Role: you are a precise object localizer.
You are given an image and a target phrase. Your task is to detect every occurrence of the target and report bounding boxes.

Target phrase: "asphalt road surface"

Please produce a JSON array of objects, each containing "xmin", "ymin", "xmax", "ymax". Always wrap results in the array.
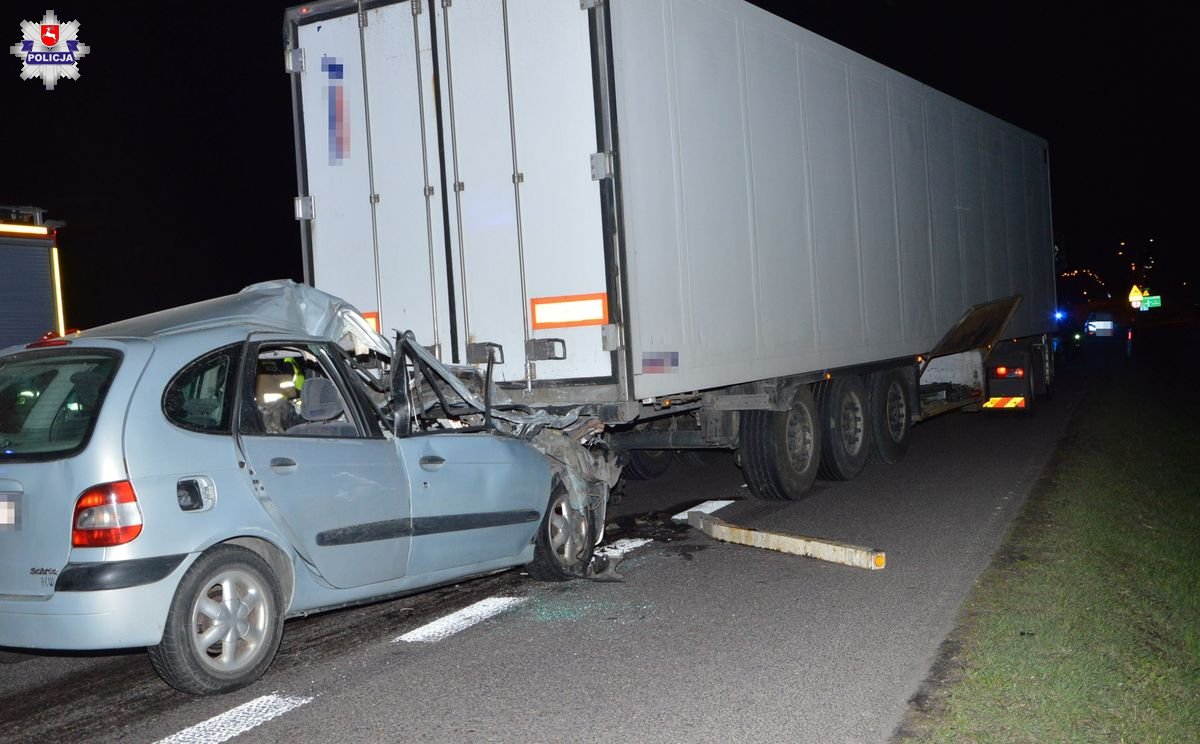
[{"xmin": 0, "ymin": 364, "xmax": 1086, "ymax": 743}]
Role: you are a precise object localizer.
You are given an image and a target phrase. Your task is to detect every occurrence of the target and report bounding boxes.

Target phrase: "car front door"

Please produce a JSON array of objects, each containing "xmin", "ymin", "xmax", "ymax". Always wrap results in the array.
[
  {"xmin": 238, "ymin": 340, "xmax": 411, "ymax": 589},
  {"xmin": 389, "ymin": 337, "xmax": 550, "ymax": 578},
  {"xmin": 397, "ymin": 431, "xmax": 548, "ymax": 577}
]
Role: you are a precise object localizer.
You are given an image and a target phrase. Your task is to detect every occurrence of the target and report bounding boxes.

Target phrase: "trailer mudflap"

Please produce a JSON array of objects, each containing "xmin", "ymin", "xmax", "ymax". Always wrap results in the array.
[{"xmin": 923, "ymin": 296, "xmax": 1024, "ymax": 362}]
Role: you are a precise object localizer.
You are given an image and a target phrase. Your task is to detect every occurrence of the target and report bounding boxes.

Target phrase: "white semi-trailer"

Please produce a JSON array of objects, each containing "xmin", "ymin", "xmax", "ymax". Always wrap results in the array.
[{"xmin": 284, "ymin": 0, "xmax": 1056, "ymax": 502}]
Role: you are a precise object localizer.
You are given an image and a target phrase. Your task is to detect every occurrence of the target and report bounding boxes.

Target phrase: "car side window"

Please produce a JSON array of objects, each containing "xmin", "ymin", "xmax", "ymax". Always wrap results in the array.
[
  {"xmin": 162, "ymin": 345, "xmax": 241, "ymax": 434},
  {"xmin": 241, "ymin": 343, "xmax": 361, "ymax": 438}
]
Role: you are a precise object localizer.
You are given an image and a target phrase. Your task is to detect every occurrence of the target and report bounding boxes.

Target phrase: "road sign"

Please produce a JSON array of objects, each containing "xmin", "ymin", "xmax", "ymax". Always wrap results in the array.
[{"xmin": 1142, "ymin": 295, "xmax": 1162, "ymax": 308}]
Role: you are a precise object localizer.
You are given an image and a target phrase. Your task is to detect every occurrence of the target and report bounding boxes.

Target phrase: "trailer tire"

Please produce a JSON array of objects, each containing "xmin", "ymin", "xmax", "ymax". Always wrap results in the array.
[
  {"xmin": 621, "ymin": 449, "xmax": 674, "ymax": 481},
  {"xmin": 740, "ymin": 385, "xmax": 821, "ymax": 500},
  {"xmin": 866, "ymin": 369, "xmax": 912, "ymax": 465},
  {"xmin": 815, "ymin": 376, "xmax": 870, "ymax": 481},
  {"xmin": 1019, "ymin": 378, "xmax": 1038, "ymax": 417}
]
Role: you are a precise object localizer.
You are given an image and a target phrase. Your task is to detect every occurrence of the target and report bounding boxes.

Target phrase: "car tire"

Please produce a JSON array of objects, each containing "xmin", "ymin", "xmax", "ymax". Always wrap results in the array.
[
  {"xmin": 526, "ymin": 483, "xmax": 594, "ymax": 581},
  {"xmin": 148, "ymin": 545, "xmax": 284, "ymax": 695},
  {"xmin": 865, "ymin": 369, "xmax": 912, "ymax": 465},
  {"xmin": 621, "ymin": 449, "xmax": 674, "ymax": 481},
  {"xmin": 815, "ymin": 376, "xmax": 870, "ymax": 481},
  {"xmin": 740, "ymin": 385, "xmax": 822, "ymax": 500}
]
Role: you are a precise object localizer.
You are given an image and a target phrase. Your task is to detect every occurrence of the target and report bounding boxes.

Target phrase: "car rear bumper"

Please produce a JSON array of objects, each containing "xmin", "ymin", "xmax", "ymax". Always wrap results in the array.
[
  {"xmin": 0, "ymin": 554, "xmax": 196, "ymax": 650},
  {"xmin": 55, "ymin": 553, "xmax": 188, "ymax": 591}
]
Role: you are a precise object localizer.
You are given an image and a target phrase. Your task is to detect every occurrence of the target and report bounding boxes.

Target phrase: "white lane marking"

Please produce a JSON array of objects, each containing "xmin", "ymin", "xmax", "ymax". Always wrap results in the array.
[
  {"xmin": 155, "ymin": 693, "xmax": 313, "ymax": 744},
  {"xmin": 671, "ymin": 499, "xmax": 736, "ymax": 523},
  {"xmin": 595, "ymin": 537, "xmax": 653, "ymax": 559},
  {"xmin": 396, "ymin": 541, "xmax": 660, "ymax": 645},
  {"xmin": 394, "ymin": 596, "xmax": 527, "ymax": 643}
]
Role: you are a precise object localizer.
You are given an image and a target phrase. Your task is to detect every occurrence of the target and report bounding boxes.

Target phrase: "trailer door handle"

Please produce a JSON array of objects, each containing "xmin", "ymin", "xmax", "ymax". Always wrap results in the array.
[
  {"xmin": 419, "ymin": 455, "xmax": 445, "ymax": 471},
  {"xmin": 270, "ymin": 457, "xmax": 298, "ymax": 474}
]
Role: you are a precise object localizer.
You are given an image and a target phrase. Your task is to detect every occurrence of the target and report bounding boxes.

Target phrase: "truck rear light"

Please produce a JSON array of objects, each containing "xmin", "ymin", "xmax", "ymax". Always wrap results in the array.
[
  {"xmin": 72, "ymin": 481, "xmax": 143, "ymax": 547},
  {"xmin": 990, "ymin": 366, "xmax": 1024, "ymax": 379}
]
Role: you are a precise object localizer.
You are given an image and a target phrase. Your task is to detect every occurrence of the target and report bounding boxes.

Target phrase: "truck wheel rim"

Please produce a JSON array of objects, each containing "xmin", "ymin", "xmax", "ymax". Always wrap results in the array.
[
  {"xmin": 189, "ymin": 568, "xmax": 271, "ymax": 674},
  {"xmin": 885, "ymin": 382, "xmax": 908, "ymax": 443},
  {"xmin": 839, "ymin": 392, "xmax": 866, "ymax": 455},
  {"xmin": 785, "ymin": 403, "xmax": 816, "ymax": 472},
  {"xmin": 548, "ymin": 493, "xmax": 588, "ymax": 568}
]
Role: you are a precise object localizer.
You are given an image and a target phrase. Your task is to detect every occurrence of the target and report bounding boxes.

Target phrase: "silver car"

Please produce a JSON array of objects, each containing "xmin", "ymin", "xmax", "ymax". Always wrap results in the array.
[{"xmin": 0, "ymin": 281, "xmax": 600, "ymax": 694}]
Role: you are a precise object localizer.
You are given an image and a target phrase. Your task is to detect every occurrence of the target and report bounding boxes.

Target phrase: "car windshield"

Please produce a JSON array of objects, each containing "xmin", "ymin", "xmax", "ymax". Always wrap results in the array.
[{"xmin": 0, "ymin": 349, "xmax": 121, "ymax": 460}]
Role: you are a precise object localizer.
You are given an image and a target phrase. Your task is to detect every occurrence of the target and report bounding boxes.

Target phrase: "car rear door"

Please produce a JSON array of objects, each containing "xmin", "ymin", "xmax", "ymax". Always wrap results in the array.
[
  {"xmin": 237, "ymin": 339, "xmax": 411, "ymax": 589},
  {"xmin": 291, "ymin": 0, "xmax": 612, "ymax": 383}
]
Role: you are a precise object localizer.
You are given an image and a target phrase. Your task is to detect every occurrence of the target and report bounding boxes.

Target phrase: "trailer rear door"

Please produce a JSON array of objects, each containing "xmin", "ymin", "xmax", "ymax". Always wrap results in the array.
[{"xmin": 291, "ymin": 1, "xmax": 612, "ymax": 385}]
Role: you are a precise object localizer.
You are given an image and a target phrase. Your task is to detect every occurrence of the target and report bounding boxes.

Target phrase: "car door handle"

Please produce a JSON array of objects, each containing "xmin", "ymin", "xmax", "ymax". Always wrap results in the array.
[
  {"xmin": 419, "ymin": 455, "xmax": 445, "ymax": 471},
  {"xmin": 270, "ymin": 457, "xmax": 298, "ymax": 474}
]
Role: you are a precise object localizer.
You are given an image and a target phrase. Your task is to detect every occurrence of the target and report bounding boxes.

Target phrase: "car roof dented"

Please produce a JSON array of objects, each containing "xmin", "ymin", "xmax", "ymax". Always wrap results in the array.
[{"xmin": 75, "ymin": 280, "xmax": 391, "ymax": 355}]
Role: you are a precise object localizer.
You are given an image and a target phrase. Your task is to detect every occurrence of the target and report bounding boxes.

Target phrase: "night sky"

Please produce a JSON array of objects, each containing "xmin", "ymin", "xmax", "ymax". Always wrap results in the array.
[{"xmin": 3, "ymin": 1, "xmax": 1191, "ymax": 330}]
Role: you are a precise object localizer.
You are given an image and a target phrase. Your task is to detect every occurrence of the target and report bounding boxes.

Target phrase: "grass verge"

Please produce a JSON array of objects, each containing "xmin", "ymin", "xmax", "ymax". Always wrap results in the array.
[{"xmin": 899, "ymin": 335, "xmax": 1200, "ymax": 743}]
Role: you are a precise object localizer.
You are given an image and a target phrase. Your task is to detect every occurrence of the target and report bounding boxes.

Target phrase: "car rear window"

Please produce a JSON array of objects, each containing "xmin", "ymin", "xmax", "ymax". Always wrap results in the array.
[{"xmin": 0, "ymin": 349, "xmax": 121, "ymax": 460}]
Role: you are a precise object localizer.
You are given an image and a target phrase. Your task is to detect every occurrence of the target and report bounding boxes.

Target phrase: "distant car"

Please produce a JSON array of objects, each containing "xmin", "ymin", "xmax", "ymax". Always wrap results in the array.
[
  {"xmin": 0, "ymin": 281, "xmax": 596, "ymax": 694},
  {"xmin": 1084, "ymin": 311, "xmax": 1117, "ymax": 337}
]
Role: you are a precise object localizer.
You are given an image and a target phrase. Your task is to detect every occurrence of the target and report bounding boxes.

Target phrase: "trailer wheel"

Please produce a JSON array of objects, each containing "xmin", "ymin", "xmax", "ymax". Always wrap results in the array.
[
  {"xmin": 740, "ymin": 385, "xmax": 821, "ymax": 500},
  {"xmin": 866, "ymin": 369, "xmax": 911, "ymax": 465},
  {"xmin": 1019, "ymin": 373, "xmax": 1038, "ymax": 417},
  {"xmin": 815, "ymin": 376, "xmax": 870, "ymax": 480},
  {"xmin": 621, "ymin": 449, "xmax": 674, "ymax": 481}
]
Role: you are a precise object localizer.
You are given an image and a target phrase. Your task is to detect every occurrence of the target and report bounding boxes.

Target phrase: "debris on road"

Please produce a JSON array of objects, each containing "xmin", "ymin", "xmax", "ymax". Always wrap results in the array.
[{"xmin": 686, "ymin": 512, "xmax": 886, "ymax": 570}]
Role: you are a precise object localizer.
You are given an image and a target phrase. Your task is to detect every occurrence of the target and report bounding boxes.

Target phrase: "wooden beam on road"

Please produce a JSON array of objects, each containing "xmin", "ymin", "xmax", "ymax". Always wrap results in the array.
[{"xmin": 686, "ymin": 512, "xmax": 886, "ymax": 570}]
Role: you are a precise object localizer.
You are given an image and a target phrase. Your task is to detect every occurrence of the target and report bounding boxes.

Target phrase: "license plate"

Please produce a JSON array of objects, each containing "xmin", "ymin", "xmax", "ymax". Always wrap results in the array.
[{"xmin": 0, "ymin": 494, "xmax": 19, "ymax": 531}]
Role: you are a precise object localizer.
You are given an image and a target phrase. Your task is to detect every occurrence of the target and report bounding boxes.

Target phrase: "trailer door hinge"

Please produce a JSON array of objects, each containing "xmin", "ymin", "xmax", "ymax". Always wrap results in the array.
[
  {"xmin": 590, "ymin": 151, "xmax": 613, "ymax": 181},
  {"xmin": 285, "ymin": 48, "xmax": 304, "ymax": 74},
  {"xmin": 600, "ymin": 324, "xmax": 621, "ymax": 351},
  {"xmin": 580, "ymin": 0, "xmax": 605, "ymax": 9},
  {"xmin": 294, "ymin": 195, "xmax": 315, "ymax": 221},
  {"xmin": 358, "ymin": 9, "xmax": 368, "ymax": 28},
  {"xmin": 369, "ymin": 193, "xmax": 380, "ymax": 205},
  {"xmin": 412, "ymin": 0, "xmax": 422, "ymax": 15}
]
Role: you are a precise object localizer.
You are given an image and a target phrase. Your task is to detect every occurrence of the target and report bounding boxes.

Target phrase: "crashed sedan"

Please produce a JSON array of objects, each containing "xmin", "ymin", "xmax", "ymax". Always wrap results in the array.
[{"xmin": 0, "ymin": 281, "xmax": 616, "ymax": 694}]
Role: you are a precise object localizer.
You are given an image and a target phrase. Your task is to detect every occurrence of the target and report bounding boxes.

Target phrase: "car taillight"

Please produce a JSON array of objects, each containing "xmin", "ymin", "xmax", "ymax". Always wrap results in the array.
[{"xmin": 72, "ymin": 481, "xmax": 143, "ymax": 547}]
